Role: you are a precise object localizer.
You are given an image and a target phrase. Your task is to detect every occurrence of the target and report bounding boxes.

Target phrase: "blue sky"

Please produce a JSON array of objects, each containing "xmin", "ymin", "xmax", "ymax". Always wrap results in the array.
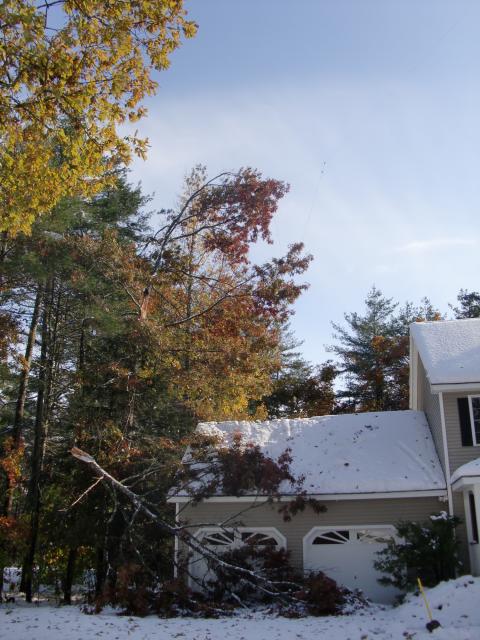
[{"xmin": 127, "ymin": 0, "xmax": 480, "ymax": 364}]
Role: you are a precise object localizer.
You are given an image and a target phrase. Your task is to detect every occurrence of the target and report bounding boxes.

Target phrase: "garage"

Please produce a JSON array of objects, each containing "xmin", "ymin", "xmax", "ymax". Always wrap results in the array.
[
  {"xmin": 189, "ymin": 527, "xmax": 286, "ymax": 590},
  {"xmin": 303, "ymin": 526, "xmax": 398, "ymax": 603}
]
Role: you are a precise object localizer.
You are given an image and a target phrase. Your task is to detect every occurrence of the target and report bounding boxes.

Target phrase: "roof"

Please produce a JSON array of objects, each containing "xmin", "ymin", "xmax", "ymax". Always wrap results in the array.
[
  {"xmin": 178, "ymin": 410, "xmax": 446, "ymax": 497},
  {"xmin": 451, "ymin": 458, "xmax": 480, "ymax": 486},
  {"xmin": 411, "ymin": 318, "xmax": 480, "ymax": 385}
]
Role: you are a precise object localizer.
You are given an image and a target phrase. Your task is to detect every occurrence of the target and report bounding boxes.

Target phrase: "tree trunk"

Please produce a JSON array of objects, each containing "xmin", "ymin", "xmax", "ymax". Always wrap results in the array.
[
  {"xmin": 62, "ymin": 547, "xmax": 77, "ymax": 605},
  {"xmin": 95, "ymin": 545, "xmax": 106, "ymax": 599},
  {"xmin": 22, "ymin": 280, "xmax": 53, "ymax": 602},
  {"xmin": 3, "ymin": 286, "xmax": 43, "ymax": 516}
]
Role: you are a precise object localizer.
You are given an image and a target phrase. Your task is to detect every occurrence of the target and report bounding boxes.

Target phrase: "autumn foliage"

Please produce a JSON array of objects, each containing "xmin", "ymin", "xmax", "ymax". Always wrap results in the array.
[
  {"xmin": 0, "ymin": 167, "xmax": 311, "ymax": 602},
  {"xmin": 0, "ymin": 0, "xmax": 197, "ymax": 234}
]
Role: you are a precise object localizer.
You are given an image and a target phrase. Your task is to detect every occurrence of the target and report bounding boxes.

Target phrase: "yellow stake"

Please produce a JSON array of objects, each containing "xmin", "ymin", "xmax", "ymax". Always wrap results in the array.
[{"xmin": 417, "ymin": 577, "xmax": 433, "ymax": 622}]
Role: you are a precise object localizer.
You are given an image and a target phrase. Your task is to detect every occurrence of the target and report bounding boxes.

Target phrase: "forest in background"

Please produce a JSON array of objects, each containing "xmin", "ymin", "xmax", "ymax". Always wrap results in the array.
[{"xmin": 1, "ymin": 168, "xmax": 478, "ymax": 605}]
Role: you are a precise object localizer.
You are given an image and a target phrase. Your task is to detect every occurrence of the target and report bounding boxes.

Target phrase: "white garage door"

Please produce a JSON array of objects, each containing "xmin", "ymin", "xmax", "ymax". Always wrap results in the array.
[
  {"xmin": 189, "ymin": 527, "xmax": 285, "ymax": 591},
  {"xmin": 303, "ymin": 526, "xmax": 398, "ymax": 603}
]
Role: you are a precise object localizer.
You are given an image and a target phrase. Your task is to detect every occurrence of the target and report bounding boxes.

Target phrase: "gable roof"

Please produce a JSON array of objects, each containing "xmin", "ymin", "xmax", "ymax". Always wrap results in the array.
[
  {"xmin": 411, "ymin": 318, "xmax": 480, "ymax": 385},
  {"xmin": 179, "ymin": 410, "xmax": 445, "ymax": 497}
]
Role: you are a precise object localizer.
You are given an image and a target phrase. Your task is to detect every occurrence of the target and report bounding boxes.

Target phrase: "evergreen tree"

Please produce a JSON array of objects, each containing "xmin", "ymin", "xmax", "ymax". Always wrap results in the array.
[
  {"xmin": 451, "ymin": 289, "xmax": 480, "ymax": 319},
  {"xmin": 330, "ymin": 287, "xmax": 441, "ymax": 412},
  {"xmin": 262, "ymin": 326, "xmax": 336, "ymax": 418}
]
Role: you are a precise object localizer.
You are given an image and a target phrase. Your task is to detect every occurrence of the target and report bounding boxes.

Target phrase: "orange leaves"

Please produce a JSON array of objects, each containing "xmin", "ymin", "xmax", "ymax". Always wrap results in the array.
[{"xmin": 0, "ymin": 436, "xmax": 25, "ymax": 491}]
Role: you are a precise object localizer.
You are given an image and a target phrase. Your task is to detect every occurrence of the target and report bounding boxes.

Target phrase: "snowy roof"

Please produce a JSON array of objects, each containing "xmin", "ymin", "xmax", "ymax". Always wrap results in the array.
[
  {"xmin": 411, "ymin": 319, "xmax": 480, "ymax": 385},
  {"xmin": 178, "ymin": 410, "xmax": 446, "ymax": 496},
  {"xmin": 451, "ymin": 458, "xmax": 480, "ymax": 485}
]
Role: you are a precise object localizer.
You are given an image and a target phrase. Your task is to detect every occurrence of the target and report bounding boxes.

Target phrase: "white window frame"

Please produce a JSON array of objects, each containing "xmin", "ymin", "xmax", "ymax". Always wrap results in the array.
[
  {"xmin": 303, "ymin": 524, "xmax": 397, "ymax": 567},
  {"xmin": 468, "ymin": 395, "xmax": 480, "ymax": 446},
  {"xmin": 188, "ymin": 526, "xmax": 286, "ymax": 590},
  {"xmin": 193, "ymin": 526, "xmax": 287, "ymax": 549}
]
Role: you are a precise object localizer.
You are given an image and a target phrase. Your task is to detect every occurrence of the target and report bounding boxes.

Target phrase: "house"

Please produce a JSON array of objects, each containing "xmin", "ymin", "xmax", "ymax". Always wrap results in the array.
[{"xmin": 169, "ymin": 318, "xmax": 480, "ymax": 603}]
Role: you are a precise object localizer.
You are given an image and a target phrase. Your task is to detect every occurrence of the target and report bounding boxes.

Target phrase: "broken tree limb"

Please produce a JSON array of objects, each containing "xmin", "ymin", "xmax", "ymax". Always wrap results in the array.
[{"xmin": 70, "ymin": 447, "xmax": 302, "ymax": 602}]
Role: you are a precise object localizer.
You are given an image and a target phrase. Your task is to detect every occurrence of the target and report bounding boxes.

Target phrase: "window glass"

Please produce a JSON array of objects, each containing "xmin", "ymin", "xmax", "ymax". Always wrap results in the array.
[
  {"xmin": 312, "ymin": 530, "xmax": 350, "ymax": 544},
  {"xmin": 241, "ymin": 531, "xmax": 278, "ymax": 547},
  {"xmin": 472, "ymin": 397, "xmax": 480, "ymax": 444},
  {"xmin": 469, "ymin": 492, "xmax": 479, "ymax": 544},
  {"xmin": 203, "ymin": 531, "xmax": 235, "ymax": 546}
]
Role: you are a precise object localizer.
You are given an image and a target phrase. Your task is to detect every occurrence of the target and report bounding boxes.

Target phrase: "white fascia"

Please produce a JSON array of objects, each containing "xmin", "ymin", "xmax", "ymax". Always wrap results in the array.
[
  {"xmin": 439, "ymin": 391, "xmax": 454, "ymax": 516},
  {"xmin": 410, "ymin": 337, "xmax": 418, "ymax": 410},
  {"xmin": 168, "ymin": 489, "xmax": 447, "ymax": 504},
  {"xmin": 430, "ymin": 382, "xmax": 480, "ymax": 394},
  {"xmin": 173, "ymin": 501, "xmax": 179, "ymax": 579}
]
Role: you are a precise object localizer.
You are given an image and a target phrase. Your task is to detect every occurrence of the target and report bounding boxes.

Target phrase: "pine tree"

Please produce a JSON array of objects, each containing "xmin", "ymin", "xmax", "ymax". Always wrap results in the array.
[
  {"xmin": 451, "ymin": 289, "xmax": 480, "ymax": 319},
  {"xmin": 330, "ymin": 287, "xmax": 441, "ymax": 412}
]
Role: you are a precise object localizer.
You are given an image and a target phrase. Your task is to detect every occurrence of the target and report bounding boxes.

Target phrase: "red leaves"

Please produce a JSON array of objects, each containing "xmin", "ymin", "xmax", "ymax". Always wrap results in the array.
[{"xmin": 190, "ymin": 168, "xmax": 289, "ymax": 265}]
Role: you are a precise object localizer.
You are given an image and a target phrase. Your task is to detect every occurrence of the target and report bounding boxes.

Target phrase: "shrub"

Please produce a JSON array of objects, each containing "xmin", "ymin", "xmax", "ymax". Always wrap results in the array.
[
  {"xmin": 297, "ymin": 571, "xmax": 347, "ymax": 616},
  {"xmin": 374, "ymin": 511, "xmax": 462, "ymax": 591},
  {"xmin": 200, "ymin": 543, "xmax": 349, "ymax": 616}
]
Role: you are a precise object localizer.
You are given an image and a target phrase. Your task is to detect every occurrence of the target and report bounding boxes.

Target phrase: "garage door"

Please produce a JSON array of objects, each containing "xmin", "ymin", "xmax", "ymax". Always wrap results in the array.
[
  {"xmin": 303, "ymin": 526, "xmax": 398, "ymax": 603},
  {"xmin": 189, "ymin": 527, "xmax": 285, "ymax": 591}
]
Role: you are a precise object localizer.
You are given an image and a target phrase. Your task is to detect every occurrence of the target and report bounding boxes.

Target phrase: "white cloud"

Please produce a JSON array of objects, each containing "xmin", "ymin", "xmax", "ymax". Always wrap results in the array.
[{"xmin": 396, "ymin": 238, "xmax": 477, "ymax": 254}]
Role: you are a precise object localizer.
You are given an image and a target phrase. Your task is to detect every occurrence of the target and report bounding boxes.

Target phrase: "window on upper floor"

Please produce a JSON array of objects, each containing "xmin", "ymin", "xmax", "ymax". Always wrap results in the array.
[
  {"xmin": 469, "ymin": 396, "xmax": 480, "ymax": 446},
  {"xmin": 457, "ymin": 397, "xmax": 480, "ymax": 447}
]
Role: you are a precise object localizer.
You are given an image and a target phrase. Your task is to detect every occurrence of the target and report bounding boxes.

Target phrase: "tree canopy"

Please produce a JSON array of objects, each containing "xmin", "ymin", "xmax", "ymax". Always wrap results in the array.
[{"xmin": 0, "ymin": 0, "xmax": 197, "ymax": 235}]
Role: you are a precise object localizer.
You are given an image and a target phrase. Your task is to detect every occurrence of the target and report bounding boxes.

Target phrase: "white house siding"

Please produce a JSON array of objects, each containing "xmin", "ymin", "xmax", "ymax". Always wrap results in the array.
[
  {"xmin": 177, "ymin": 496, "xmax": 443, "ymax": 572},
  {"xmin": 441, "ymin": 391, "xmax": 480, "ymax": 570},
  {"xmin": 443, "ymin": 392, "xmax": 480, "ymax": 475},
  {"xmin": 418, "ymin": 357, "xmax": 446, "ymax": 472}
]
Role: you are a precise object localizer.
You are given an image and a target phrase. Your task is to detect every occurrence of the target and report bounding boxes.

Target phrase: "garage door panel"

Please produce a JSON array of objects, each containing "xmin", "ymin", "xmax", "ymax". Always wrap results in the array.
[
  {"xmin": 189, "ymin": 527, "xmax": 285, "ymax": 591},
  {"xmin": 304, "ymin": 526, "xmax": 399, "ymax": 603}
]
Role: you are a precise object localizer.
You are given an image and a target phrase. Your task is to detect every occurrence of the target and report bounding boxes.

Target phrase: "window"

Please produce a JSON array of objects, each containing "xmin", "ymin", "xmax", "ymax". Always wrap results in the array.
[
  {"xmin": 357, "ymin": 529, "xmax": 394, "ymax": 544},
  {"xmin": 197, "ymin": 528, "xmax": 285, "ymax": 550},
  {"xmin": 241, "ymin": 531, "xmax": 278, "ymax": 547},
  {"xmin": 202, "ymin": 531, "xmax": 235, "ymax": 546},
  {"xmin": 469, "ymin": 492, "xmax": 479, "ymax": 544},
  {"xmin": 312, "ymin": 530, "xmax": 350, "ymax": 544},
  {"xmin": 468, "ymin": 396, "xmax": 480, "ymax": 446}
]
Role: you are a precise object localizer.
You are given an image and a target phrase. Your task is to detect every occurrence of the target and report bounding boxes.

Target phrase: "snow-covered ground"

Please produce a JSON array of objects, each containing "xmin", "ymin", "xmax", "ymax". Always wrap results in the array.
[{"xmin": 1, "ymin": 576, "xmax": 479, "ymax": 640}]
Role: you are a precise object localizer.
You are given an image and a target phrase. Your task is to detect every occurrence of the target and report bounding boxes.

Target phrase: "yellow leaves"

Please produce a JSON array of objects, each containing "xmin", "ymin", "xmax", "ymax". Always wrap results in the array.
[{"xmin": 0, "ymin": 0, "xmax": 197, "ymax": 235}]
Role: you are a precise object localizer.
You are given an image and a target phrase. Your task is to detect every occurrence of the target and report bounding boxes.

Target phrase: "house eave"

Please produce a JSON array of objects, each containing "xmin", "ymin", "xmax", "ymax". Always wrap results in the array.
[
  {"xmin": 430, "ymin": 381, "xmax": 480, "ymax": 394},
  {"xmin": 167, "ymin": 489, "xmax": 447, "ymax": 504}
]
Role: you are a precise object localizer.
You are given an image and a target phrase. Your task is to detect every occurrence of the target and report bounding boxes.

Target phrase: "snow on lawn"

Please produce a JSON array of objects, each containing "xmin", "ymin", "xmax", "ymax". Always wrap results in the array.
[{"xmin": 1, "ymin": 577, "xmax": 480, "ymax": 640}]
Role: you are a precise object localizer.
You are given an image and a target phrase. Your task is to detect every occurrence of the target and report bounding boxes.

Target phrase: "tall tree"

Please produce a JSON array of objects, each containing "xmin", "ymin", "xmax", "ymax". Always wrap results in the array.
[
  {"xmin": 0, "ymin": 166, "xmax": 312, "ymax": 602},
  {"xmin": 330, "ymin": 287, "xmax": 441, "ymax": 412}
]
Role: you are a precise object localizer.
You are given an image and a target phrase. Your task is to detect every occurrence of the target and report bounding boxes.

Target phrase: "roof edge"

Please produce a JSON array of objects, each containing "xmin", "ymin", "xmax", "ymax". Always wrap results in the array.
[{"xmin": 168, "ymin": 489, "xmax": 447, "ymax": 503}]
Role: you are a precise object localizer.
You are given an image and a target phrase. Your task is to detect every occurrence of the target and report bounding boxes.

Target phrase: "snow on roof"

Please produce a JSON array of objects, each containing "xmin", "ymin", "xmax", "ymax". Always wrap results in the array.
[
  {"xmin": 451, "ymin": 458, "xmax": 480, "ymax": 485},
  {"xmin": 180, "ymin": 410, "xmax": 445, "ymax": 496},
  {"xmin": 411, "ymin": 318, "xmax": 480, "ymax": 385}
]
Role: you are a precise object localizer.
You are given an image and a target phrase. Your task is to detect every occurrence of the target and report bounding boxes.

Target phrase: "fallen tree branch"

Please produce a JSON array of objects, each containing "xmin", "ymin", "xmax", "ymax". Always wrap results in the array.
[{"xmin": 70, "ymin": 447, "xmax": 302, "ymax": 602}]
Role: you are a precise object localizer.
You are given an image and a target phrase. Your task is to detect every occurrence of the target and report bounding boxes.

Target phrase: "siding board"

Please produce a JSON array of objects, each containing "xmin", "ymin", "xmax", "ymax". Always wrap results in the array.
[
  {"xmin": 419, "ymin": 357, "xmax": 445, "ymax": 472},
  {"xmin": 441, "ymin": 390, "xmax": 480, "ymax": 571},
  {"xmin": 178, "ymin": 497, "xmax": 443, "ymax": 571}
]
